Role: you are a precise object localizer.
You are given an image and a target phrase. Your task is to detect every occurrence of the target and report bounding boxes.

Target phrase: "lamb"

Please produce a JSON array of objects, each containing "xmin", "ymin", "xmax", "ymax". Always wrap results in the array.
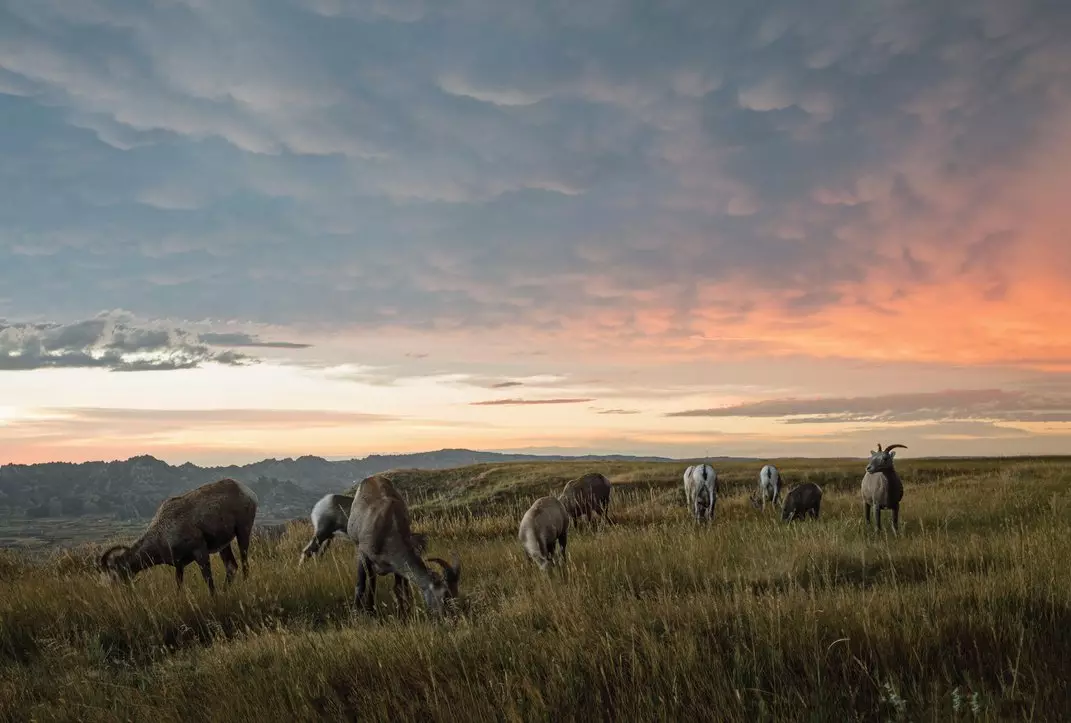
[
  {"xmin": 559, "ymin": 472, "xmax": 614, "ymax": 526},
  {"xmin": 683, "ymin": 463, "xmax": 717, "ymax": 522},
  {"xmin": 750, "ymin": 464, "xmax": 782, "ymax": 510},
  {"xmin": 781, "ymin": 482, "xmax": 823, "ymax": 522},
  {"xmin": 98, "ymin": 478, "xmax": 258, "ymax": 595},
  {"xmin": 861, "ymin": 443, "xmax": 907, "ymax": 533},
  {"xmin": 347, "ymin": 474, "xmax": 461, "ymax": 618},
  {"xmin": 518, "ymin": 496, "xmax": 570, "ymax": 572}
]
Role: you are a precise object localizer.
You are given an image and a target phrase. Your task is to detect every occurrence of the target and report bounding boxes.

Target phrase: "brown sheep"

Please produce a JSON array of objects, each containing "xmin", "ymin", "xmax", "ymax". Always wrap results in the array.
[
  {"xmin": 559, "ymin": 472, "xmax": 614, "ymax": 526},
  {"xmin": 346, "ymin": 475, "xmax": 461, "ymax": 618},
  {"xmin": 781, "ymin": 482, "xmax": 823, "ymax": 521},
  {"xmin": 98, "ymin": 478, "xmax": 258, "ymax": 595}
]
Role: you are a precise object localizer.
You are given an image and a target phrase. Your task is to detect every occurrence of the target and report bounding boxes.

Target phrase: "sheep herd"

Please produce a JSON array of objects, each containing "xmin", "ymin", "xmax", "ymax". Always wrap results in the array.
[{"xmin": 96, "ymin": 442, "xmax": 907, "ymax": 618}]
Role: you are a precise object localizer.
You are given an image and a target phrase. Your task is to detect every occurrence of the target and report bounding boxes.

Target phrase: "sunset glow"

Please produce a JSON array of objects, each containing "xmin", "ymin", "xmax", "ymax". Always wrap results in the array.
[{"xmin": 2, "ymin": 1, "xmax": 1070, "ymax": 464}]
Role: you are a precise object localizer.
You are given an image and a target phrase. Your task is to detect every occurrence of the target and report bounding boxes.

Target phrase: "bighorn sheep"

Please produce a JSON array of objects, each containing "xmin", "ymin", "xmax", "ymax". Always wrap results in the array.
[
  {"xmin": 861, "ymin": 443, "xmax": 907, "ymax": 533},
  {"xmin": 518, "ymin": 496, "xmax": 570, "ymax": 572},
  {"xmin": 98, "ymin": 478, "xmax": 258, "ymax": 595},
  {"xmin": 300, "ymin": 492, "xmax": 429, "ymax": 565},
  {"xmin": 750, "ymin": 464, "xmax": 782, "ymax": 510},
  {"xmin": 347, "ymin": 475, "xmax": 461, "ymax": 618},
  {"xmin": 559, "ymin": 472, "xmax": 614, "ymax": 526},
  {"xmin": 683, "ymin": 463, "xmax": 717, "ymax": 522},
  {"xmin": 781, "ymin": 482, "xmax": 822, "ymax": 521},
  {"xmin": 299, "ymin": 493, "xmax": 353, "ymax": 564}
]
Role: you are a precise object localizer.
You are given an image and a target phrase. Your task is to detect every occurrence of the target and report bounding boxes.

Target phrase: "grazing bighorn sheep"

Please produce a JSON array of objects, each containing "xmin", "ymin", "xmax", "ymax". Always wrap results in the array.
[
  {"xmin": 300, "ymin": 492, "xmax": 429, "ymax": 565},
  {"xmin": 559, "ymin": 472, "xmax": 614, "ymax": 525},
  {"xmin": 518, "ymin": 496, "xmax": 570, "ymax": 571},
  {"xmin": 347, "ymin": 475, "xmax": 461, "ymax": 618},
  {"xmin": 781, "ymin": 482, "xmax": 823, "ymax": 522},
  {"xmin": 861, "ymin": 443, "xmax": 907, "ymax": 533},
  {"xmin": 299, "ymin": 493, "xmax": 353, "ymax": 564},
  {"xmin": 750, "ymin": 464, "xmax": 782, "ymax": 510},
  {"xmin": 98, "ymin": 478, "xmax": 258, "ymax": 595},
  {"xmin": 683, "ymin": 463, "xmax": 717, "ymax": 522}
]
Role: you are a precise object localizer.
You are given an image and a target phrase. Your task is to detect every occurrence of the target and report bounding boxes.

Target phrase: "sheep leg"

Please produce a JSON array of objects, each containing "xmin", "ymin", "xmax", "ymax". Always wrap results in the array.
[
  {"xmin": 874, "ymin": 507, "xmax": 882, "ymax": 532},
  {"xmin": 235, "ymin": 524, "xmax": 252, "ymax": 577},
  {"xmin": 300, "ymin": 537, "xmax": 320, "ymax": 562},
  {"xmin": 354, "ymin": 554, "xmax": 377, "ymax": 615},
  {"xmin": 891, "ymin": 506, "xmax": 900, "ymax": 534},
  {"xmin": 192, "ymin": 548, "xmax": 215, "ymax": 595},
  {"xmin": 174, "ymin": 563, "xmax": 185, "ymax": 589},
  {"xmin": 219, "ymin": 544, "xmax": 239, "ymax": 585},
  {"xmin": 320, "ymin": 535, "xmax": 333, "ymax": 554},
  {"xmin": 864, "ymin": 503, "xmax": 871, "ymax": 528},
  {"xmin": 393, "ymin": 574, "xmax": 412, "ymax": 618}
]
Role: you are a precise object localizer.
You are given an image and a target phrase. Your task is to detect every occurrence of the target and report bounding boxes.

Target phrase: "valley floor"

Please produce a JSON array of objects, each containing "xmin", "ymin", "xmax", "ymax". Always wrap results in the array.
[{"xmin": 1, "ymin": 458, "xmax": 1069, "ymax": 722}]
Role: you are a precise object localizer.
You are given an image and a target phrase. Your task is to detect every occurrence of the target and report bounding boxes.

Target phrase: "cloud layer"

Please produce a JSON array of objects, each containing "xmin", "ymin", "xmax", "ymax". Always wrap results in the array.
[
  {"xmin": 0, "ymin": 312, "xmax": 253, "ymax": 371},
  {"xmin": 0, "ymin": 0, "xmax": 1067, "ymax": 368},
  {"xmin": 668, "ymin": 389, "xmax": 1071, "ymax": 424}
]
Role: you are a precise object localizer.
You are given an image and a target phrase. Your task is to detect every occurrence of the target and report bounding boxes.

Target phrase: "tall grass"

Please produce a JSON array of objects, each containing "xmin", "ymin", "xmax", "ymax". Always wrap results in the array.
[{"xmin": 1, "ymin": 459, "xmax": 1069, "ymax": 721}]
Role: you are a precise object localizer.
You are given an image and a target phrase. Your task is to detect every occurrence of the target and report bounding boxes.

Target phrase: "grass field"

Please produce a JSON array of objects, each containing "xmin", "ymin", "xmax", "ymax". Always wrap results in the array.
[{"xmin": 1, "ymin": 457, "xmax": 1069, "ymax": 722}]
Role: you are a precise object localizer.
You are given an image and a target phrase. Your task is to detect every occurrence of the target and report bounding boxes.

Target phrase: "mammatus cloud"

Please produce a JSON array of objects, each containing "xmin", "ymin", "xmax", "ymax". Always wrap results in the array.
[
  {"xmin": 0, "ymin": 312, "xmax": 261, "ymax": 371},
  {"xmin": 0, "ymin": 0, "xmax": 1067, "ymax": 372},
  {"xmin": 667, "ymin": 389, "xmax": 1071, "ymax": 424},
  {"xmin": 470, "ymin": 398, "xmax": 594, "ymax": 406},
  {"xmin": 198, "ymin": 332, "xmax": 312, "ymax": 349}
]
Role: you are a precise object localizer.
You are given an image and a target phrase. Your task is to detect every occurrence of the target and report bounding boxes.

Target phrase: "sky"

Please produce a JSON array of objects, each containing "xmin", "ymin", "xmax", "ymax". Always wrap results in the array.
[{"xmin": 1, "ymin": 0, "xmax": 1070, "ymax": 465}]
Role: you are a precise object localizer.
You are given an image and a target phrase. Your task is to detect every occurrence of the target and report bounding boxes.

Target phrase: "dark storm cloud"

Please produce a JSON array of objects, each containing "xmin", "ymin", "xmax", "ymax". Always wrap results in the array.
[{"xmin": 0, "ymin": 0, "xmax": 1067, "ymax": 340}]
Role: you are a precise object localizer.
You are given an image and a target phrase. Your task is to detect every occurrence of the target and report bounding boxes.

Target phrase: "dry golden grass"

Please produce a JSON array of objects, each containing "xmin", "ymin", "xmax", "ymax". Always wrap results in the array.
[{"xmin": 1, "ymin": 457, "xmax": 1069, "ymax": 722}]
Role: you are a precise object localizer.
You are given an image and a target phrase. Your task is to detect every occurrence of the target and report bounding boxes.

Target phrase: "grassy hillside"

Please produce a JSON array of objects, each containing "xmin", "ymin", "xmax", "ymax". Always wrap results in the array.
[{"xmin": 1, "ymin": 457, "xmax": 1069, "ymax": 721}]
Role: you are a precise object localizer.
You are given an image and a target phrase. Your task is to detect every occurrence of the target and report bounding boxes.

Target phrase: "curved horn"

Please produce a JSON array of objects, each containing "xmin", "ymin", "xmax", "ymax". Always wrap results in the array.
[
  {"xmin": 883, "ymin": 444, "xmax": 907, "ymax": 452},
  {"xmin": 876, "ymin": 443, "xmax": 882, "ymax": 452},
  {"xmin": 427, "ymin": 555, "xmax": 460, "ymax": 583},
  {"xmin": 99, "ymin": 544, "xmax": 128, "ymax": 570}
]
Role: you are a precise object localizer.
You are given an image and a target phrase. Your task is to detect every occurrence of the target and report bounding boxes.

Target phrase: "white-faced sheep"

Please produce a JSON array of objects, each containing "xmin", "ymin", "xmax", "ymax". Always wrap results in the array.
[
  {"xmin": 683, "ymin": 463, "xmax": 717, "ymax": 522},
  {"xmin": 861, "ymin": 443, "xmax": 907, "ymax": 533},
  {"xmin": 347, "ymin": 474, "xmax": 461, "ymax": 618},
  {"xmin": 518, "ymin": 496, "xmax": 570, "ymax": 572},
  {"xmin": 750, "ymin": 464, "xmax": 782, "ymax": 510},
  {"xmin": 781, "ymin": 482, "xmax": 823, "ymax": 522},
  {"xmin": 98, "ymin": 478, "xmax": 258, "ymax": 595},
  {"xmin": 559, "ymin": 472, "xmax": 614, "ymax": 526}
]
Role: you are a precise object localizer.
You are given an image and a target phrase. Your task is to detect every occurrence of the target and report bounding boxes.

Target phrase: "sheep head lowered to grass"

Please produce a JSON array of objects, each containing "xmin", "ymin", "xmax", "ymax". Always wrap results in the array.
[
  {"xmin": 683, "ymin": 463, "xmax": 717, "ymax": 522},
  {"xmin": 346, "ymin": 474, "xmax": 460, "ymax": 619},
  {"xmin": 518, "ymin": 496, "xmax": 570, "ymax": 572},
  {"xmin": 559, "ymin": 472, "xmax": 614, "ymax": 526},
  {"xmin": 99, "ymin": 478, "xmax": 258, "ymax": 595},
  {"xmin": 749, "ymin": 464, "xmax": 781, "ymax": 511}
]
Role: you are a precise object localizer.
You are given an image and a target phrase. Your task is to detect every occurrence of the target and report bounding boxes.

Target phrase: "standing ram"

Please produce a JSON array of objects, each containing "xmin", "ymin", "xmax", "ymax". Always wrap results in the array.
[
  {"xmin": 861, "ymin": 443, "xmax": 907, "ymax": 534},
  {"xmin": 559, "ymin": 472, "xmax": 614, "ymax": 526},
  {"xmin": 683, "ymin": 463, "xmax": 717, "ymax": 522},
  {"xmin": 347, "ymin": 475, "xmax": 461, "ymax": 618},
  {"xmin": 781, "ymin": 482, "xmax": 823, "ymax": 522},
  {"xmin": 98, "ymin": 478, "xmax": 258, "ymax": 595},
  {"xmin": 518, "ymin": 496, "xmax": 570, "ymax": 572},
  {"xmin": 750, "ymin": 464, "xmax": 782, "ymax": 510}
]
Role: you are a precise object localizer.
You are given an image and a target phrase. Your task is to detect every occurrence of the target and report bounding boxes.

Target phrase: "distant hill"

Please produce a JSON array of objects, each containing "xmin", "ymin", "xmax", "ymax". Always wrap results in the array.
[{"xmin": 0, "ymin": 448, "xmax": 751, "ymax": 523}]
